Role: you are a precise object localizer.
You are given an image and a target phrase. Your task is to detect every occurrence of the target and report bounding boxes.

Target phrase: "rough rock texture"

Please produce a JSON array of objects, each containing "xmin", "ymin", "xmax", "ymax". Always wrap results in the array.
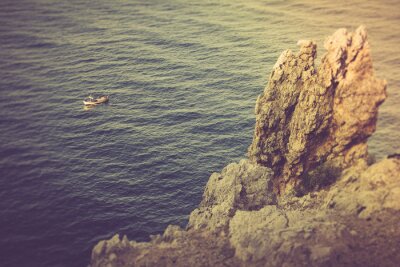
[
  {"xmin": 90, "ymin": 226, "xmax": 240, "ymax": 267},
  {"xmin": 90, "ymin": 158, "xmax": 400, "ymax": 267},
  {"xmin": 187, "ymin": 159, "xmax": 276, "ymax": 233},
  {"xmin": 218, "ymin": 157, "xmax": 400, "ymax": 267},
  {"xmin": 248, "ymin": 26, "xmax": 387, "ymax": 193},
  {"xmin": 89, "ymin": 27, "xmax": 399, "ymax": 267}
]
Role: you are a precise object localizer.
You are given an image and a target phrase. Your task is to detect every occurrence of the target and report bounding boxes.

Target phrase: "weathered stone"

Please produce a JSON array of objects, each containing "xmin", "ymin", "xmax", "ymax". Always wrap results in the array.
[
  {"xmin": 229, "ymin": 207, "xmax": 353, "ymax": 267},
  {"xmin": 248, "ymin": 26, "xmax": 387, "ymax": 194},
  {"xmin": 323, "ymin": 157, "xmax": 400, "ymax": 219},
  {"xmin": 187, "ymin": 159, "xmax": 275, "ymax": 232},
  {"xmin": 89, "ymin": 158, "xmax": 400, "ymax": 267}
]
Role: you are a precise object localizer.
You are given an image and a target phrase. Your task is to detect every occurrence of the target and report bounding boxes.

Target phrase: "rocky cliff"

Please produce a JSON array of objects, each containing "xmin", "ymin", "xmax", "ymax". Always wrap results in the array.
[
  {"xmin": 89, "ymin": 27, "xmax": 399, "ymax": 267},
  {"xmin": 248, "ymin": 26, "xmax": 386, "ymax": 194}
]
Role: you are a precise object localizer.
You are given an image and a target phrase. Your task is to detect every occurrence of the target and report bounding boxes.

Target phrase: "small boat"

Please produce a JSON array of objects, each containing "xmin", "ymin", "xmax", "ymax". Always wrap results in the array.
[{"xmin": 83, "ymin": 95, "xmax": 109, "ymax": 106}]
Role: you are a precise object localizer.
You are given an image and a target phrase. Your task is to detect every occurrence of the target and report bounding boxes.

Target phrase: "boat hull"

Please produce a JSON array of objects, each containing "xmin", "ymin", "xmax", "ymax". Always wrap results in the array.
[{"xmin": 83, "ymin": 96, "xmax": 109, "ymax": 106}]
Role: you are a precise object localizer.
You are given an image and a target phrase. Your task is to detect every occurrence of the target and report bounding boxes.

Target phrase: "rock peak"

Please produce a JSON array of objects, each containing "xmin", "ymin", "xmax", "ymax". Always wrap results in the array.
[{"xmin": 248, "ymin": 26, "xmax": 387, "ymax": 194}]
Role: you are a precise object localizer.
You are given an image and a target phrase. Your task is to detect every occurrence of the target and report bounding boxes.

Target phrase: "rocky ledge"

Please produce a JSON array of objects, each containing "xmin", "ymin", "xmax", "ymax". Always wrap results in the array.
[{"xmin": 89, "ymin": 27, "xmax": 399, "ymax": 267}]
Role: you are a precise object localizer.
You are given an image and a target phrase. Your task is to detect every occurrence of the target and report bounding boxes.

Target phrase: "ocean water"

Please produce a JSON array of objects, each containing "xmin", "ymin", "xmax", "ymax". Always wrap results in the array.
[{"xmin": 0, "ymin": 0, "xmax": 398, "ymax": 266}]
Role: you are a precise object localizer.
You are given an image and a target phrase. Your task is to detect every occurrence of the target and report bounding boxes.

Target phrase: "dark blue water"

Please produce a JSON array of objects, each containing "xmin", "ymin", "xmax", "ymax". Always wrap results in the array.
[{"xmin": 0, "ymin": 0, "xmax": 399, "ymax": 266}]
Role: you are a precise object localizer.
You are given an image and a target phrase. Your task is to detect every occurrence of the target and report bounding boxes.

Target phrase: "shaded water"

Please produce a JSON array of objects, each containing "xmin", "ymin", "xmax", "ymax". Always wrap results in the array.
[{"xmin": 0, "ymin": 0, "xmax": 398, "ymax": 266}]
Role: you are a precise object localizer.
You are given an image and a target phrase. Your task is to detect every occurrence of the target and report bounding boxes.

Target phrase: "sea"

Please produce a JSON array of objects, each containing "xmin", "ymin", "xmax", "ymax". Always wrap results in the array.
[{"xmin": 0, "ymin": 0, "xmax": 399, "ymax": 266}]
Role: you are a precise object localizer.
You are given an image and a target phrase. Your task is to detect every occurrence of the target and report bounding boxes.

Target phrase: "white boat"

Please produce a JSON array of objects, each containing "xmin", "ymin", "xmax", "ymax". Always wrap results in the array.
[{"xmin": 83, "ymin": 95, "xmax": 109, "ymax": 106}]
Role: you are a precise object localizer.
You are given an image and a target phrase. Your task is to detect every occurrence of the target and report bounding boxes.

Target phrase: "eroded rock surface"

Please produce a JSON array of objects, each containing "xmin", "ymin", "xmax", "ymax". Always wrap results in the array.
[
  {"xmin": 248, "ymin": 26, "xmax": 387, "ymax": 193},
  {"xmin": 90, "ymin": 158, "xmax": 400, "ymax": 267},
  {"xmin": 188, "ymin": 159, "xmax": 275, "ymax": 233}
]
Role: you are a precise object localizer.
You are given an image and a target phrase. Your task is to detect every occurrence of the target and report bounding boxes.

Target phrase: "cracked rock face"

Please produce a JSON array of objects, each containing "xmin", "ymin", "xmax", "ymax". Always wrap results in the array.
[
  {"xmin": 229, "ymin": 207, "xmax": 352, "ymax": 267},
  {"xmin": 248, "ymin": 26, "xmax": 387, "ymax": 194}
]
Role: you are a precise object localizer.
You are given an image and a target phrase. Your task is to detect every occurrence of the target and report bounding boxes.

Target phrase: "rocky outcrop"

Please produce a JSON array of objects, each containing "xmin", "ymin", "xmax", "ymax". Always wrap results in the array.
[
  {"xmin": 89, "ymin": 27, "xmax": 399, "ymax": 267},
  {"xmin": 227, "ymin": 157, "xmax": 400, "ymax": 266},
  {"xmin": 187, "ymin": 159, "xmax": 276, "ymax": 233},
  {"xmin": 248, "ymin": 26, "xmax": 387, "ymax": 194},
  {"xmin": 90, "ymin": 157, "xmax": 400, "ymax": 267}
]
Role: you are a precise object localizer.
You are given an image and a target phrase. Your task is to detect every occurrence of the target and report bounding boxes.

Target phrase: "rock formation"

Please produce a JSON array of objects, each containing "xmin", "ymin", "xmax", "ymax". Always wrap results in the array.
[
  {"xmin": 248, "ymin": 26, "xmax": 387, "ymax": 194},
  {"xmin": 90, "ymin": 158, "xmax": 400, "ymax": 267},
  {"xmin": 89, "ymin": 27, "xmax": 399, "ymax": 267},
  {"xmin": 188, "ymin": 159, "xmax": 276, "ymax": 233}
]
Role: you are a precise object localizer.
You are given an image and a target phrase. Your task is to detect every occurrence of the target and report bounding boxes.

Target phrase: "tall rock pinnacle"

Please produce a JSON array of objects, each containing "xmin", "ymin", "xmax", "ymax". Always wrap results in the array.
[{"xmin": 248, "ymin": 26, "xmax": 387, "ymax": 194}]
